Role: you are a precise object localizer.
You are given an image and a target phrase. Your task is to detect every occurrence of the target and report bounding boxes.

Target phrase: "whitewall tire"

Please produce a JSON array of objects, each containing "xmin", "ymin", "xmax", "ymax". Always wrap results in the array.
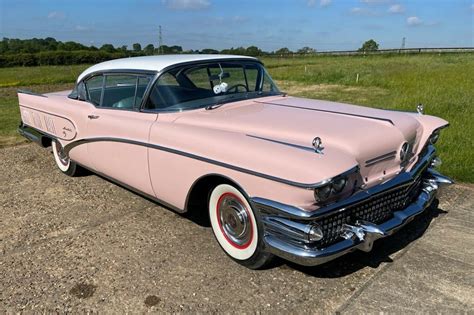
[
  {"xmin": 209, "ymin": 184, "xmax": 273, "ymax": 269},
  {"xmin": 52, "ymin": 140, "xmax": 80, "ymax": 176}
]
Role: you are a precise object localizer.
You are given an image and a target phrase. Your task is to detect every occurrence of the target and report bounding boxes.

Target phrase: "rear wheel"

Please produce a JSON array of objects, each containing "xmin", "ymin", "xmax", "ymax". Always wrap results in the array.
[
  {"xmin": 52, "ymin": 140, "xmax": 80, "ymax": 176},
  {"xmin": 208, "ymin": 184, "xmax": 273, "ymax": 269}
]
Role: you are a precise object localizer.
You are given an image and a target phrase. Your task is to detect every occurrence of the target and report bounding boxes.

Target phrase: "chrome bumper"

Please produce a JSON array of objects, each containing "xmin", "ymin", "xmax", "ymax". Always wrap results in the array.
[{"xmin": 251, "ymin": 146, "xmax": 454, "ymax": 266}]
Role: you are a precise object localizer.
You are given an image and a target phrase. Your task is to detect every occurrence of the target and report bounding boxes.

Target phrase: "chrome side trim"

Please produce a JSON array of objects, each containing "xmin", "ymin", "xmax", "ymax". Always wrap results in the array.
[
  {"xmin": 365, "ymin": 151, "xmax": 397, "ymax": 167},
  {"xmin": 18, "ymin": 105, "xmax": 78, "ymax": 141},
  {"xmin": 63, "ymin": 136, "xmax": 358, "ymax": 189},
  {"xmin": 17, "ymin": 89, "xmax": 47, "ymax": 98},
  {"xmin": 246, "ymin": 134, "xmax": 314, "ymax": 152},
  {"xmin": 254, "ymin": 100, "xmax": 394, "ymax": 125}
]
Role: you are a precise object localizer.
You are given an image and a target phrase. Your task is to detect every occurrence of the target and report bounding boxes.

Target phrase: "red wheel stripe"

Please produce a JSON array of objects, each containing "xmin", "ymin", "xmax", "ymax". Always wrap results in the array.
[{"xmin": 216, "ymin": 192, "xmax": 254, "ymax": 250}]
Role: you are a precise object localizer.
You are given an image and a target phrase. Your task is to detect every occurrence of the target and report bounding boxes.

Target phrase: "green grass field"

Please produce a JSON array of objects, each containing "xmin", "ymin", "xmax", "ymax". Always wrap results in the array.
[{"xmin": 0, "ymin": 54, "xmax": 472, "ymax": 182}]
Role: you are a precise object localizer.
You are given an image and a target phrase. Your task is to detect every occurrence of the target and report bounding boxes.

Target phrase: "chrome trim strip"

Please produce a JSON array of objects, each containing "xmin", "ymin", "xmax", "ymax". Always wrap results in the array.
[
  {"xmin": 254, "ymin": 100, "xmax": 394, "ymax": 125},
  {"xmin": 63, "ymin": 136, "xmax": 358, "ymax": 189},
  {"xmin": 365, "ymin": 151, "xmax": 397, "ymax": 166},
  {"xmin": 246, "ymin": 134, "xmax": 314, "ymax": 152},
  {"xmin": 18, "ymin": 105, "xmax": 78, "ymax": 141},
  {"xmin": 17, "ymin": 89, "xmax": 47, "ymax": 98}
]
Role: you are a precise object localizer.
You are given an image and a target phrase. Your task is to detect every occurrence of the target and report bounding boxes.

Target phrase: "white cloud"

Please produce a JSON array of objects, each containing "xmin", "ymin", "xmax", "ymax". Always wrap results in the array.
[
  {"xmin": 307, "ymin": 0, "xmax": 332, "ymax": 8},
  {"xmin": 232, "ymin": 16, "xmax": 248, "ymax": 22},
  {"xmin": 407, "ymin": 16, "xmax": 423, "ymax": 26},
  {"xmin": 360, "ymin": 0, "xmax": 389, "ymax": 4},
  {"xmin": 388, "ymin": 4, "xmax": 405, "ymax": 14},
  {"xmin": 162, "ymin": 0, "xmax": 210, "ymax": 10},
  {"xmin": 75, "ymin": 25, "xmax": 88, "ymax": 31},
  {"xmin": 47, "ymin": 11, "xmax": 65, "ymax": 19},
  {"xmin": 320, "ymin": 0, "xmax": 332, "ymax": 7},
  {"xmin": 351, "ymin": 7, "xmax": 378, "ymax": 16}
]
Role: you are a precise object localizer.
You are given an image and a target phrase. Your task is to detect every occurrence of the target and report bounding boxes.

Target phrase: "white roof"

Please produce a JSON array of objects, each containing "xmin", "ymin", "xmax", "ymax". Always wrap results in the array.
[{"xmin": 77, "ymin": 54, "xmax": 258, "ymax": 82}]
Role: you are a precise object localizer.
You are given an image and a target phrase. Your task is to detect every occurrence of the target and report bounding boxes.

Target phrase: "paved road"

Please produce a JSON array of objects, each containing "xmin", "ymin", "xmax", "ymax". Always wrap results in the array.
[{"xmin": 1, "ymin": 144, "xmax": 473, "ymax": 313}]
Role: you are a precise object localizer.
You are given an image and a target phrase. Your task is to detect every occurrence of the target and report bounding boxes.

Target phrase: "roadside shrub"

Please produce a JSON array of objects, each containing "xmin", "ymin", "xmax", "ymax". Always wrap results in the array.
[{"xmin": 0, "ymin": 50, "xmax": 145, "ymax": 67}]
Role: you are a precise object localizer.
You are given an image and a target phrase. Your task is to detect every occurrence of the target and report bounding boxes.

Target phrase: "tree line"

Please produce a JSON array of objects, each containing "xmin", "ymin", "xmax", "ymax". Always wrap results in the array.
[{"xmin": 0, "ymin": 37, "xmax": 379, "ymax": 67}]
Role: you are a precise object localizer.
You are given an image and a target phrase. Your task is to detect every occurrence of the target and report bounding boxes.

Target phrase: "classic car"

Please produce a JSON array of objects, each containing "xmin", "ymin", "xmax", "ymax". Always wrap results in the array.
[{"xmin": 17, "ymin": 55, "xmax": 453, "ymax": 269}]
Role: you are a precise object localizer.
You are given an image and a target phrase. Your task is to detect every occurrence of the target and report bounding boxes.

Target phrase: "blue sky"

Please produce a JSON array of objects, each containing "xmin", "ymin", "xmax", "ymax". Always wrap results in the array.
[{"xmin": 1, "ymin": 0, "xmax": 473, "ymax": 51}]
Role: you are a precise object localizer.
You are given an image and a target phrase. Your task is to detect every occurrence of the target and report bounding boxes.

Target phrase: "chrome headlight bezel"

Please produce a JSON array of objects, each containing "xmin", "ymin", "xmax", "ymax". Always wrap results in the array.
[{"xmin": 313, "ymin": 176, "xmax": 349, "ymax": 203}]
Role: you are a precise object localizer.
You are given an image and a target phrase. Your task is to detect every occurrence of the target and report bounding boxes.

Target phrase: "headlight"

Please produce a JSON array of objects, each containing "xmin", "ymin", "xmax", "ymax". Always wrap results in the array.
[
  {"xmin": 315, "ymin": 184, "xmax": 332, "ymax": 202},
  {"xmin": 332, "ymin": 177, "xmax": 347, "ymax": 193},
  {"xmin": 429, "ymin": 130, "xmax": 440, "ymax": 144},
  {"xmin": 314, "ymin": 177, "xmax": 348, "ymax": 202}
]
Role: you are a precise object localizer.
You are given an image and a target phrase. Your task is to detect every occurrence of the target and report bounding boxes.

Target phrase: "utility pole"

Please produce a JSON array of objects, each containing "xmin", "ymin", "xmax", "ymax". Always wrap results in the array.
[
  {"xmin": 158, "ymin": 25, "xmax": 163, "ymax": 54},
  {"xmin": 401, "ymin": 37, "xmax": 406, "ymax": 49}
]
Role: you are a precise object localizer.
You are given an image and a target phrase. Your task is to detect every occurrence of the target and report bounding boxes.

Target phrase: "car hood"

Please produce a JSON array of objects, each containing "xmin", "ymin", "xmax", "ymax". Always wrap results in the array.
[{"xmin": 171, "ymin": 95, "xmax": 425, "ymax": 186}]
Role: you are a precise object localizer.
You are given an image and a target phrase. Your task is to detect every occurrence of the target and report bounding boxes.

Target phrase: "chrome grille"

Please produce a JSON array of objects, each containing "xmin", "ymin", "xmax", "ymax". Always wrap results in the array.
[{"xmin": 316, "ymin": 177, "xmax": 423, "ymax": 248}]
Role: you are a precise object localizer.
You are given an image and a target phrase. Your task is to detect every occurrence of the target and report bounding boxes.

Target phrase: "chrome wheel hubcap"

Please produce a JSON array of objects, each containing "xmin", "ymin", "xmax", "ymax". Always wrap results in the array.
[
  {"xmin": 55, "ymin": 142, "xmax": 69, "ymax": 166},
  {"xmin": 218, "ymin": 195, "xmax": 251, "ymax": 247}
]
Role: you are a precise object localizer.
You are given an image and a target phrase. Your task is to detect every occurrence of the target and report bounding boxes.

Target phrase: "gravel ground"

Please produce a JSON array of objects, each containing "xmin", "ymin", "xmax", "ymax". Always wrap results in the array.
[{"xmin": 1, "ymin": 144, "xmax": 473, "ymax": 313}]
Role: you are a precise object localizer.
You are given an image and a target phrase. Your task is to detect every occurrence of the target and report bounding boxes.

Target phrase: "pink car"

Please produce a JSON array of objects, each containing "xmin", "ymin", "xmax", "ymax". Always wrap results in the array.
[{"xmin": 18, "ymin": 55, "xmax": 453, "ymax": 269}]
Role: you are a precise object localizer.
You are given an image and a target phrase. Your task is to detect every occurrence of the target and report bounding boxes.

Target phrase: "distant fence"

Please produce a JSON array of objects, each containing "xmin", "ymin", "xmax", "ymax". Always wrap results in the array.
[{"xmin": 269, "ymin": 47, "xmax": 474, "ymax": 57}]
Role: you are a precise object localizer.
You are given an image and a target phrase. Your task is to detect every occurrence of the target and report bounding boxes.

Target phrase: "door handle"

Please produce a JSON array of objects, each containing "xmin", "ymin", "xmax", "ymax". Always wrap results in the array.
[{"xmin": 87, "ymin": 115, "xmax": 100, "ymax": 119}]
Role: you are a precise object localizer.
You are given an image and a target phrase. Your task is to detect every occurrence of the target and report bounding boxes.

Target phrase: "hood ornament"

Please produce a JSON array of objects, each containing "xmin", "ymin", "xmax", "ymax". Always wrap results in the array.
[
  {"xmin": 312, "ymin": 137, "xmax": 324, "ymax": 154},
  {"xmin": 416, "ymin": 103, "xmax": 424, "ymax": 115}
]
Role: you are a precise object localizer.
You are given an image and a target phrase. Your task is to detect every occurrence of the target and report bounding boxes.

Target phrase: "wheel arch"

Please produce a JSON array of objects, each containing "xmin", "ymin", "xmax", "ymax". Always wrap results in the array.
[{"xmin": 184, "ymin": 173, "xmax": 250, "ymax": 215}]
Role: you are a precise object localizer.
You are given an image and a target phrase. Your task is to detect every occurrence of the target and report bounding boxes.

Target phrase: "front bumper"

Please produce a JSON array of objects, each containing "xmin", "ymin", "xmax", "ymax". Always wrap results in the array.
[{"xmin": 251, "ymin": 145, "xmax": 453, "ymax": 266}]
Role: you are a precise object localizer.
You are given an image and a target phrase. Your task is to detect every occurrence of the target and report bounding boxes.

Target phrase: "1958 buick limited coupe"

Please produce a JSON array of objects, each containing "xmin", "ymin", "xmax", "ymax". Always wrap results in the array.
[{"xmin": 18, "ymin": 55, "xmax": 453, "ymax": 269}]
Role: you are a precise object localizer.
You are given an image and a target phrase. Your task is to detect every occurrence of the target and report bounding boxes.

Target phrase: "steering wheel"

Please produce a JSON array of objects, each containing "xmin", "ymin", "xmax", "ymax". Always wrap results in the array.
[{"xmin": 226, "ymin": 84, "xmax": 249, "ymax": 93}]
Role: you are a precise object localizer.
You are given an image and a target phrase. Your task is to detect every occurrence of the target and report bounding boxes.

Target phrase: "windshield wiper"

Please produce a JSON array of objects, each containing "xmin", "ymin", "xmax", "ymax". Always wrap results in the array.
[
  {"xmin": 205, "ymin": 103, "xmax": 225, "ymax": 110},
  {"xmin": 205, "ymin": 94, "xmax": 241, "ymax": 110}
]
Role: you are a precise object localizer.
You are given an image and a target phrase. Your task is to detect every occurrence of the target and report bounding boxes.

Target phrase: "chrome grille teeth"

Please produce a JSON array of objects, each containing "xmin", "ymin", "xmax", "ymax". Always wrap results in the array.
[{"xmin": 316, "ymin": 178, "xmax": 423, "ymax": 248}]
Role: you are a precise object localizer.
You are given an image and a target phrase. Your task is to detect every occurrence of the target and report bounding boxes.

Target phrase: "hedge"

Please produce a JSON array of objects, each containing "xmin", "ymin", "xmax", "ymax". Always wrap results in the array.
[{"xmin": 0, "ymin": 50, "xmax": 145, "ymax": 67}]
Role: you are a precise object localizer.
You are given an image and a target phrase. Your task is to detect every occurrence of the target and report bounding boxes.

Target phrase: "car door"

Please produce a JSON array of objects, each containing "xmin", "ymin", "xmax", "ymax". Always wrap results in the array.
[{"xmin": 83, "ymin": 73, "xmax": 158, "ymax": 196}]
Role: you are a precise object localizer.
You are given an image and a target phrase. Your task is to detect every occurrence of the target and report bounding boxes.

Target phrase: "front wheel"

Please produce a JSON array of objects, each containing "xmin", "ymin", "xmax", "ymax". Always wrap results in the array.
[
  {"xmin": 52, "ymin": 140, "xmax": 81, "ymax": 176},
  {"xmin": 208, "ymin": 184, "xmax": 273, "ymax": 269}
]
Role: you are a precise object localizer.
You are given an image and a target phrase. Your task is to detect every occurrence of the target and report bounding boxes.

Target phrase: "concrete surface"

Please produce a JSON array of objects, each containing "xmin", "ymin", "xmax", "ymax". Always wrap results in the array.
[{"xmin": 0, "ymin": 144, "xmax": 473, "ymax": 313}]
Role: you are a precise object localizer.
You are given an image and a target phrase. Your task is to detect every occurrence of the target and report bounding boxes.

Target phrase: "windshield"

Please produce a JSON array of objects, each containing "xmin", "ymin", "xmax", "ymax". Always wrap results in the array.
[{"xmin": 144, "ymin": 61, "xmax": 280, "ymax": 111}]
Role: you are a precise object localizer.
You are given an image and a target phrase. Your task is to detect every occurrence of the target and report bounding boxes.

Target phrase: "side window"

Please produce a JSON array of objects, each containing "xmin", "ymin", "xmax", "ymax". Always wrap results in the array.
[
  {"xmin": 185, "ymin": 67, "xmax": 212, "ymax": 89},
  {"xmin": 244, "ymin": 66, "xmax": 258, "ymax": 91},
  {"xmin": 85, "ymin": 75, "xmax": 104, "ymax": 106},
  {"xmin": 145, "ymin": 74, "xmax": 180, "ymax": 110},
  {"xmin": 261, "ymin": 70, "xmax": 278, "ymax": 92},
  {"xmin": 102, "ymin": 74, "xmax": 151, "ymax": 109}
]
